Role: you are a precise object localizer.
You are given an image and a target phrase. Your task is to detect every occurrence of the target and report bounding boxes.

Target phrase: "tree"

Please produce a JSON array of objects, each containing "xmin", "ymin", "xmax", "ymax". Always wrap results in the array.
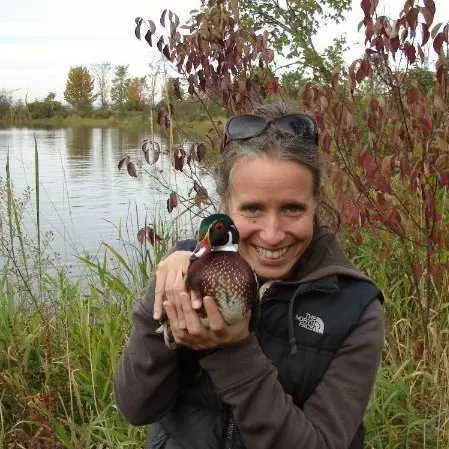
[
  {"xmin": 299, "ymin": 0, "xmax": 448, "ymax": 354},
  {"xmin": 27, "ymin": 92, "xmax": 67, "ymax": 119},
  {"xmin": 126, "ymin": 77, "xmax": 148, "ymax": 110},
  {"xmin": 90, "ymin": 62, "xmax": 112, "ymax": 109},
  {"xmin": 0, "ymin": 89, "xmax": 13, "ymax": 117},
  {"xmin": 111, "ymin": 65, "xmax": 130, "ymax": 109},
  {"xmin": 238, "ymin": 0, "xmax": 350, "ymax": 83},
  {"xmin": 126, "ymin": 0, "xmax": 275, "ymax": 216},
  {"xmin": 161, "ymin": 77, "xmax": 184, "ymax": 102},
  {"xmin": 63, "ymin": 66, "xmax": 96, "ymax": 109}
]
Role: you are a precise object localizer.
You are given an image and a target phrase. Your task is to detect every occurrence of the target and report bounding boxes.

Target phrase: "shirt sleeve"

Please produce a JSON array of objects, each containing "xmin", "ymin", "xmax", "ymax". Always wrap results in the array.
[
  {"xmin": 113, "ymin": 279, "xmax": 181, "ymax": 425},
  {"xmin": 200, "ymin": 299, "xmax": 385, "ymax": 449}
]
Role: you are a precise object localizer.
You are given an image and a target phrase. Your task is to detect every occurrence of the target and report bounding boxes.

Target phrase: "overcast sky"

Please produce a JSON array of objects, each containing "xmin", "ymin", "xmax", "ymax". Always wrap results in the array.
[{"xmin": 2, "ymin": 0, "xmax": 449, "ymax": 103}]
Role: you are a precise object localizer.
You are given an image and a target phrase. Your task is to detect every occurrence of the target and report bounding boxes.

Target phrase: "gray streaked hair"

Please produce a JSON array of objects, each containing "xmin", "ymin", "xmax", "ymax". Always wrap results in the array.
[{"xmin": 216, "ymin": 101, "xmax": 322, "ymax": 201}]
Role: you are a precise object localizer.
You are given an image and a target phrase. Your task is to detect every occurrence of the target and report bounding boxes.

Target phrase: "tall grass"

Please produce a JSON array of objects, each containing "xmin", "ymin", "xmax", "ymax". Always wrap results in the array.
[
  {"xmin": 1, "ymin": 149, "xmax": 448, "ymax": 448},
  {"xmin": 343, "ymin": 230, "xmax": 449, "ymax": 449}
]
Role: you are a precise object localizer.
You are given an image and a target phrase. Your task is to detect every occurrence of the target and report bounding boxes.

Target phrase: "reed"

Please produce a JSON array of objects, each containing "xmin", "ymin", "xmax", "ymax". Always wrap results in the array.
[{"xmin": 0, "ymin": 144, "xmax": 447, "ymax": 447}]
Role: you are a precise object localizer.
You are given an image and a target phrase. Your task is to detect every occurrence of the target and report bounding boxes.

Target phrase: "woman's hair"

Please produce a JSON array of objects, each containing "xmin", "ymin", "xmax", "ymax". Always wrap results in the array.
[
  {"xmin": 216, "ymin": 101, "xmax": 340, "ymax": 230},
  {"xmin": 216, "ymin": 101, "xmax": 320, "ymax": 197}
]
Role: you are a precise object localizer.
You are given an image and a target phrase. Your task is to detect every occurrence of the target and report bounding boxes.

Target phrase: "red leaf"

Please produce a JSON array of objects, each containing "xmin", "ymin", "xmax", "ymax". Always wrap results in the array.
[
  {"xmin": 421, "ymin": 23, "xmax": 431, "ymax": 45},
  {"xmin": 160, "ymin": 9, "xmax": 167, "ymax": 27},
  {"xmin": 137, "ymin": 226, "xmax": 163, "ymax": 245},
  {"xmin": 406, "ymin": 7, "xmax": 419, "ymax": 30},
  {"xmin": 173, "ymin": 148, "xmax": 185, "ymax": 171},
  {"xmin": 193, "ymin": 182, "xmax": 209, "ymax": 206},
  {"xmin": 361, "ymin": 0, "xmax": 372, "ymax": 18},
  {"xmin": 196, "ymin": 143, "xmax": 206, "ymax": 162},
  {"xmin": 321, "ymin": 133, "xmax": 332, "ymax": 153},
  {"xmin": 118, "ymin": 156, "xmax": 130, "ymax": 171},
  {"xmin": 127, "ymin": 162, "xmax": 137, "ymax": 178},
  {"xmin": 163, "ymin": 45, "xmax": 171, "ymax": 61},
  {"xmin": 405, "ymin": 43, "xmax": 416, "ymax": 64},
  {"xmin": 423, "ymin": 0, "xmax": 436, "ymax": 18},
  {"xmin": 355, "ymin": 65, "xmax": 366, "ymax": 83},
  {"xmin": 390, "ymin": 36, "xmax": 400, "ymax": 54},
  {"xmin": 406, "ymin": 86, "xmax": 421, "ymax": 104},
  {"xmin": 412, "ymin": 262, "xmax": 423, "ymax": 280},
  {"xmin": 417, "ymin": 43, "xmax": 425, "ymax": 62},
  {"xmin": 431, "ymin": 22, "xmax": 442, "ymax": 39},
  {"xmin": 420, "ymin": 8, "xmax": 433, "ymax": 28},
  {"xmin": 134, "ymin": 18, "xmax": 143, "ymax": 40},
  {"xmin": 148, "ymin": 20, "xmax": 156, "ymax": 34},
  {"xmin": 433, "ymin": 32, "xmax": 445, "ymax": 54},
  {"xmin": 440, "ymin": 172, "xmax": 449, "ymax": 187},
  {"xmin": 167, "ymin": 191, "xmax": 178, "ymax": 213},
  {"xmin": 380, "ymin": 155, "xmax": 393, "ymax": 177},
  {"xmin": 144, "ymin": 30, "xmax": 152, "ymax": 47},
  {"xmin": 421, "ymin": 116, "xmax": 432, "ymax": 136}
]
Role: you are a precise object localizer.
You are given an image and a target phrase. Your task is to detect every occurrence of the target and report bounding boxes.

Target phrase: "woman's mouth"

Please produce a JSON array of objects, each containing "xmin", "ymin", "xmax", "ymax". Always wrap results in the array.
[{"xmin": 255, "ymin": 246, "xmax": 289, "ymax": 260}]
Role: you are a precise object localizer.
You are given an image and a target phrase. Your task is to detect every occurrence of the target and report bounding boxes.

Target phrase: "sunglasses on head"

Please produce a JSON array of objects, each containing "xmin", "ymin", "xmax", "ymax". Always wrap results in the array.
[{"xmin": 223, "ymin": 113, "xmax": 318, "ymax": 148}]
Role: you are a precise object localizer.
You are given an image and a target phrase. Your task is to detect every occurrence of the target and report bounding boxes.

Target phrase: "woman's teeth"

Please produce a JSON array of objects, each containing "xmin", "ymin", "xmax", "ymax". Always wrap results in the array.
[{"xmin": 256, "ymin": 246, "xmax": 288, "ymax": 259}]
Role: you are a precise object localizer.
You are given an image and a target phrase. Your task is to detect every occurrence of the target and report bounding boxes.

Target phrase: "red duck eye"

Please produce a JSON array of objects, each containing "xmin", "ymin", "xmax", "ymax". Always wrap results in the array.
[{"xmin": 214, "ymin": 222, "xmax": 224, "ymax": 232}]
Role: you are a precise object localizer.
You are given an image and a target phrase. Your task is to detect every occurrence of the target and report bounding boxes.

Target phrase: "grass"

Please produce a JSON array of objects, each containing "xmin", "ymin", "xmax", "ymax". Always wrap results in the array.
[{"xmin": 1, "ymin": 142, "xmax": 448, "ymax": 448}]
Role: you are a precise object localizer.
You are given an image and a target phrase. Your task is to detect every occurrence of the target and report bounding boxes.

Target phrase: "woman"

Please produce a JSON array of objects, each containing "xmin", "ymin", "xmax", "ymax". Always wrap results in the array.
[{"xmin": 114, "ymin": 102, "xmax": 385, "ymax": 449}]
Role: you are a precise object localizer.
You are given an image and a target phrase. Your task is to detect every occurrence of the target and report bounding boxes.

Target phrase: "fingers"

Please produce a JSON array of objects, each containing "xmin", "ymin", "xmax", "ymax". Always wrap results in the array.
[
  {"xmin": 175, "ymin": 269, "xmax": 187, "ymax": 329},
  {"xmin": 153, "ymin": 251, "xmax": 191, "ymax": 320},
  {"xmin": 191, "ymin": 291, "xmax": 203, "ymax": 311},
  {"xmin": 165, "ymin": 293, "xmax": 250, "ymax": 350},
  {"xmin": 163, "ymin": 300, "xmax": 178, "ymax": 330},
  {"xmin": 181, "ymin": 293, "xmax": 202, "ymax": 335},
  {"xmin": 203, "ymin": 296, "xmax": 226, "ymax": 332},
  {"xmin": 153, "ymin": 269, "xmax": 165, "ymax": 320}
]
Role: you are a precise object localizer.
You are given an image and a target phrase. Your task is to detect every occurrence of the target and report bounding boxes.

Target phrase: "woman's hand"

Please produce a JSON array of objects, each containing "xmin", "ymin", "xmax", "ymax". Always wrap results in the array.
[
  {"xmin": 153, "ymin": 251, "xmax": 202, "ymax": 326},
  {"xmin": 163, "ymin": 293, "xmax": 250, "ymax": 350}
]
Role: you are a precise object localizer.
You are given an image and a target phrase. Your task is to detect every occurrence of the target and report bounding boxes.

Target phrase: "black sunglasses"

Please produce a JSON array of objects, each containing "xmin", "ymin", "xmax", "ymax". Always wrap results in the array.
[{"xmin": 223, "ymin": 113, "xmax": 318, "ymax": 148}]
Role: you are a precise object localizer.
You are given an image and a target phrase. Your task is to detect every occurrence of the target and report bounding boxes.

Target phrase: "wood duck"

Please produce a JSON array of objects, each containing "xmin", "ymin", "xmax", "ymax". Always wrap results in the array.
[{"xmin": 158, "ymin": 213, "xmax": 259, "ymax": 348}]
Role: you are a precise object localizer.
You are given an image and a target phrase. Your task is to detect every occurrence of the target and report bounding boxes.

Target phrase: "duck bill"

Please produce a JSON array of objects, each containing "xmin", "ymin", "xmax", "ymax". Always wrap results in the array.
[{"xmin": 191, "ymin": 232, "xmax": 211, "ymax": 260}]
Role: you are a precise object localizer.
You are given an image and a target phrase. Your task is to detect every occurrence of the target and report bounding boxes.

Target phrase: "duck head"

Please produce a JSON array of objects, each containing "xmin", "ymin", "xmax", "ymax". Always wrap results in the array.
[{"xmin": 191, "ymin": 213, "xmax": 239, "ymax": 260}]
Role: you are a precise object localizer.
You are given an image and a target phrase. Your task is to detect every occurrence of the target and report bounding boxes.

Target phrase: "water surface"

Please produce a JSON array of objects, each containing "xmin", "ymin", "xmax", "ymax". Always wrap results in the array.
[{"xmin": 0, "ymin": 125, "xmax": 214, "ymax": 275}]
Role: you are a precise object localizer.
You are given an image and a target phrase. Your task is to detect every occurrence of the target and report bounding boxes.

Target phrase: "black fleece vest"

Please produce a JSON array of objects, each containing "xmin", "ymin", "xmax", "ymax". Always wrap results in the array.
[
  {"xmin": 255, "ymin": 275, "xmax": 382, "ymax": 449},
  {"xmin": 147, "ymin": 240, "xmax": 382, "ymax": 449}
]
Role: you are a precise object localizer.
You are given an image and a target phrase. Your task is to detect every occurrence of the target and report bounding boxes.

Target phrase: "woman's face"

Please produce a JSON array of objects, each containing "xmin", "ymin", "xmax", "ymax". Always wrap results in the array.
[{"xmin": 225, "ymin": 156, "xmax": 318, "ymax": 281}]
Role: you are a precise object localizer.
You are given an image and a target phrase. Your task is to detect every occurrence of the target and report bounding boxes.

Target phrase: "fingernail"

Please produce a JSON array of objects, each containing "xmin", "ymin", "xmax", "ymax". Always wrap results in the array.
[{"xmin": 193, "ymin": 299, "xmax": 202, "ymax": 308}]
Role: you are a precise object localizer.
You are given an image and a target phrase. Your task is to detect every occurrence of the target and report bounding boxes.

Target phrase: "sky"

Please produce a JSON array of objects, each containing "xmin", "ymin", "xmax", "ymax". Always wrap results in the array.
[{"xmin": 1, "ymin": 0, "xmax": 449, "ymax": 103}]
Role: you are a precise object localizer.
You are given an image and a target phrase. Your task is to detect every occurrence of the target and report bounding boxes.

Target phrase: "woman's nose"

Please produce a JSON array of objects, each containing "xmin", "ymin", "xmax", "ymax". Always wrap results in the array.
[{"xmin": 260, "ymin": 214, "xmax": 285, "ymax": 245}]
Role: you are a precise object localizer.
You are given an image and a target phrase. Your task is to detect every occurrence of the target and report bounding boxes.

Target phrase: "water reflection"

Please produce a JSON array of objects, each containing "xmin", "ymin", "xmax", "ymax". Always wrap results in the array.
[{"xmin": 65, "ymin": 127, "xmax": 93, "ymax": 158}]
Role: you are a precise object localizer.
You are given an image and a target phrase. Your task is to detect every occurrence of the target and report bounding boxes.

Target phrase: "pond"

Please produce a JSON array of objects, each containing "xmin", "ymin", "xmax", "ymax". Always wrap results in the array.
[{"xmin": 0, "ymin": 125, "xmax": 215, "ymax": 276}]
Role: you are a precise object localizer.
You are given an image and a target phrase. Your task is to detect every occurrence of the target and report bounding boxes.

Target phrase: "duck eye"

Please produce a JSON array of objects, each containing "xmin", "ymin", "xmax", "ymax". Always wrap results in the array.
[{"xmin": 213, "ymin": 222, "xmax": 224, "ymax": 232}]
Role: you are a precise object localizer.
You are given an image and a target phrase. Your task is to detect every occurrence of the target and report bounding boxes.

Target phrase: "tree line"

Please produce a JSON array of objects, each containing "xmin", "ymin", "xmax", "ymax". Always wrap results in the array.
[{"xmin": 0, "ymin": 62, "xmax": 171, "ymax": 123}]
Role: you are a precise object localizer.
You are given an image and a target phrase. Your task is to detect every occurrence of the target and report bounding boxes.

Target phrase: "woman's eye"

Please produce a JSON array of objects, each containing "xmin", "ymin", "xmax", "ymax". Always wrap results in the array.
[
  {"xmin": 284, "ymin": 205, "xmax": 302, "ymax": 215},
  {"xmin": 243, "ymin": 205, "xmax": 259, "ymax": 214}
]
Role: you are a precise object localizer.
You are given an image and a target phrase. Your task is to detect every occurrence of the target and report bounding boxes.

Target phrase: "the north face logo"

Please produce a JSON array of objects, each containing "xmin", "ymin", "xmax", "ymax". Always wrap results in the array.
[{"xmin": 295, "ymin": 313, "xmax": 325, "ymax": 334}]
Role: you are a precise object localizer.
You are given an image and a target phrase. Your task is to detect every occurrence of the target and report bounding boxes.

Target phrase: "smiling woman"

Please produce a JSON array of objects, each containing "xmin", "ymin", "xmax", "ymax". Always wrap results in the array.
[
  {"xmin": 226, "ymin": 156, "xmax": 317, "ymax": 282},
  {"xmin": 113, "ymin": 101, "xmax": 385, "ymax": 449}
]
